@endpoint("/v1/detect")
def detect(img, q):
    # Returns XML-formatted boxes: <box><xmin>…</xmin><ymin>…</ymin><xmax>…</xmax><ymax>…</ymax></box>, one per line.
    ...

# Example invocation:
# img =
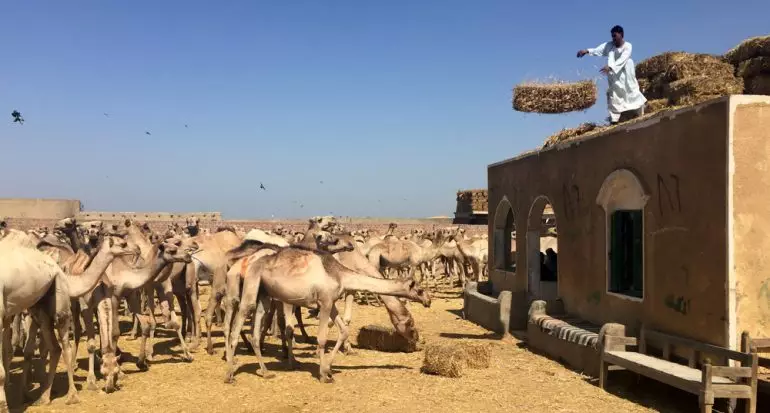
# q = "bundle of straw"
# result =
<box><xmin>635</xmin><ymin>52</ymin><xmax>686</xmax><ymax>78</ymax></box>
<box><xmin>421</xmin><ymin>340</ymin><xmax>493</xmax><ymax>378</ymax></box>
<box><xmin>725</xmin><ymin>35</ymin><xmax>770</xmax><ymax>65</ymax></box>
<box><xmin>356</xmin><ymin>325</ymin><xmax>420</xmax><ymax>353</ymax></box>
<box><xmin>512</xmin><ymin>80</ymin><xmax>597</xmax><ymax>114</ymax></box>
<box><xmin>645</xmin><ymin>99</ymin><xmax>669</xmax><ymax>113</ymax></box>
<box><xmin>746</xmin><ymin>76</ymin><xmax>770</xmax><ymax>95</ymax></box>
<box><xmin>736</xmin><ymin>56</ymin><xmax>770</xmax><ymax>78</ymax></box>
<box><xmin>542</xmin><ymin>123</ymin><xmax>605</xmax><ymax>148</ymax></box>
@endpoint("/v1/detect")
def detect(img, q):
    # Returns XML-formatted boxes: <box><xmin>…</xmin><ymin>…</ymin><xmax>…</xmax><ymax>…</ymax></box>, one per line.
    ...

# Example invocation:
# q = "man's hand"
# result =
<box><xmin>600</xmin><ymin>65</ymin><xmax>611</xmax><ymax>74</ymax></box>
<box><xmin>577</xmin><ymin>49</ymin><xmax>589</xmax><ymax>58</ymax></box>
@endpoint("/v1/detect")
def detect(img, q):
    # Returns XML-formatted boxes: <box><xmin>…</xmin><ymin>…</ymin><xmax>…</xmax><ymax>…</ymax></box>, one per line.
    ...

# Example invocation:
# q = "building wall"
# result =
<box><xmin>488</xmin><ymin>98</ymin><xmax>733</xmax><ymax>346</ymax></box>
<box><xmin>731</xmin><ymin>99</ymin><xmax>770</xmax><ymax>349</ymax></box>
<box><xmin>0</xmin><ymin>198</ymin><xmax>81</xmax><ymax>219</ymax></box>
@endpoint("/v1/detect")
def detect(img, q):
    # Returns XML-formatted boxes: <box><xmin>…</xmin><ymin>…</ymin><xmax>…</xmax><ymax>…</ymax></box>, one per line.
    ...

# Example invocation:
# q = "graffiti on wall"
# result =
<box><xmin>656</xmin><ymin>173</ymin><xmax>682</xmax><ymax>216</ymax></box>
<box><xmin>664</xmin><ymin>294</ymin><xmax>691</xmax><ymax>315</ymax></box>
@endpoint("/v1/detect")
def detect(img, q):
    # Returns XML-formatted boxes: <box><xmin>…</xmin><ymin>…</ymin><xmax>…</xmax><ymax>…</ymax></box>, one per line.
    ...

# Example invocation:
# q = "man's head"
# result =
<box><xmin>611</xmin><ymin>25</ymin><xmax>624</xmax><ymax>47</ymax></box>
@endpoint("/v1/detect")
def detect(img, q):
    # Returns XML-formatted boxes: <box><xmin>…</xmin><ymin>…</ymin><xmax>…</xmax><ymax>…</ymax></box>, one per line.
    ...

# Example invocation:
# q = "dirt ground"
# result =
<box><xmin>8</xmin><ymin>286</ymin><xmax>733</xmax><ymax>413</ymax></box>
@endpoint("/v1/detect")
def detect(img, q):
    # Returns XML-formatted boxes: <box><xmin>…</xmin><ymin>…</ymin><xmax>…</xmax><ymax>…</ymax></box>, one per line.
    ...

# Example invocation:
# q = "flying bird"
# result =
<box><xmin>145</xmin><ymin>131</ymin><xmax>151</xmax><ymax>136</ymax></box>
<box><xmin>103</xmin><ymin>113</ymin><xmax>110</xmax><ymax>117</ymax></box>
<box><xmin>184</xmin><ymin>124</ymin><xmax>188</xmax><ymax>128</ymax></box>
<box><xmin>320</xmin><ymin>180</ymin><xmax>324</xmax><ymax>184</ymax></box>
<box><xmin>11</xmin><ymin>110</ymin><xmax>24</xmax><ymax>124</ymax></box>
<box><xmin>259</xmin><ymin>183</ymin><xmax>266</xmax><ymax>191</ymax></box>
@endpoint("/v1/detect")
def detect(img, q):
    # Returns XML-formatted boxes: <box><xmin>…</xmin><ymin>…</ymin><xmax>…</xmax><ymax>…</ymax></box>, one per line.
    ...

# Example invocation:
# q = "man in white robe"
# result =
<box><xmin>577</xmin><ymin>25</ymin><xmax>646</xmax><ymax>124</ymax></box>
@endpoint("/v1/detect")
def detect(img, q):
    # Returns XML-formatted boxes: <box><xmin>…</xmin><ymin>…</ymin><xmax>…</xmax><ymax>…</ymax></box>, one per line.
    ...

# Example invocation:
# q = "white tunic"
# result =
<box><xmin>587</xmin><ymin>41</ymin><xmax>647</xmax><ymax>121</ymax></box>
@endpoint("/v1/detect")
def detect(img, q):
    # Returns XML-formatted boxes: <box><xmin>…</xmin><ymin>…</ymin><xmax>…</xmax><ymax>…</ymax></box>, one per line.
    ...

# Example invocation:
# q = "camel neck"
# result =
<box><xmin>64</xmin><ymin>244</ymin><xmax>114</xmax><ymax>297</ymax></box>
<box><xmin>339</xmin><ymin>267</ymin><xmax>409</xmax><ymax>297</ymax></box>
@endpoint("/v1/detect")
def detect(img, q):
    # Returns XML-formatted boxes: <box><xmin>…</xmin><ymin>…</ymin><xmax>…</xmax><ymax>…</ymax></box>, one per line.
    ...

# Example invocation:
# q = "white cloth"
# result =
<box><xmin>587</xmin><ymin>41</ymin><xmax>647</xmax><ymax>122</ymax></box>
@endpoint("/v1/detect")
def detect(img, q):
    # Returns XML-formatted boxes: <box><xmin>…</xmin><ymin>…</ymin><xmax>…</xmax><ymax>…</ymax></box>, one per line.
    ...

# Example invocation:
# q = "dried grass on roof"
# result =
<box><xmin>725</xmin><ymin>35</ymin><xmax>770</xmax><ymax>65</ymax></box>
<box><xmin>663</xmin><ymin>54</ymin><xmax>734</xmax><ymax>82</ymax></box>
<box><xmin>737</xmin><ymin>56</ymin><xmax>770</xmax><ymax>78</ymax></box>
<box><xmin>645</xmin><ymin>99</ymin><xmax>669</xmax><ymax>113</ymax></box>
<box><xmin>666</xmin><ymin>75</ymin><xmax>744</xmax><ymax>105</ymax></box>
<box><xmin>512</xmin><ymin>80</ymin><xmax>597</xmax><ymax>114</ymax></box>
<box><xmin>635</xmin><ymin>51</ymin><xmax>686</xmax><ymax>78</ymax></box>
<box><xmin>746</xmin><ymin>75</ymin><xmax>770</xmax><ymax>95</ymax></box>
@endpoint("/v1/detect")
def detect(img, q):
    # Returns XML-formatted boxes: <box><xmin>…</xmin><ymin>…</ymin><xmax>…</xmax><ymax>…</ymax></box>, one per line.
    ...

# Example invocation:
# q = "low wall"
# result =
<box><xmin>0</xmin><ymin>198</ymin><xmax>81</xmax><ymax>219</ymax></box>
<box><xmin>463</xmin><ymin>281</ymin><xmax>512</xmax><ymax>335</ymax></box>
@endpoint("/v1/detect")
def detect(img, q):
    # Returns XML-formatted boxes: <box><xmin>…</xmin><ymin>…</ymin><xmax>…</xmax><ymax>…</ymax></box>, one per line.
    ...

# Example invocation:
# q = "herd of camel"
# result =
<box><xmin>0</xmin><ymin>215</ymin><xmax>496</xmax><ymax>411</ymax></box>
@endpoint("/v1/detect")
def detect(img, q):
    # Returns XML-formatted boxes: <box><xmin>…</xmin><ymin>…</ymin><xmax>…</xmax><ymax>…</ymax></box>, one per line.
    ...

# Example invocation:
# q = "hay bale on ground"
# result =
<box><xmin>746</xmin><ymin>75</ymin><xmax>770</xmax><ymax>95</ymax></box>
<box><xmin>666</xmin><ymin>75</ymin><xmax>744</xmax><ymax>105</ymax></box>
<box><xmin>737</xmin><ymin>56</ymin><xmax>770</xmax><ymax>78</ymax></box>
<box><xmin>725</xmin><ymin>35</ymin><xmax>770</xmax><ymax>65</ymax></box>
<box><xmin>635</xmin><ymin>51</ymin><xmax>686</xmax><ymax>78</ymax></box>
<box><xmin>543</xmin><ymin>122</ymin><xmax>605</xmax><ymax>148</ymax></box>
<box><xmin>645</xmin><ymin>99</ymin><xmax>669</xmax><ymax>113</ymax></box>
<box><xmin>422</xmin><ymin>342</ymin><xmax>466</xmax><ymax>378</ymax></box>
<box><xmin>460</xmin><ymin>341</ymin><xmax>492</xmax><ymax>369</ymax></box>
<box><xmin>356</xmin><ymin>325</ymin><xmax>419</xmax><ymax>353</ymax></box>
<box><xmin>512</xmin><ymin>80</ymin><xmax>597</xmax><ymax>114</ymax></box>
<box><xmin>664</xmin><ymin>53</ymin><xmax>734</xmax><ymax>82</ymax></box>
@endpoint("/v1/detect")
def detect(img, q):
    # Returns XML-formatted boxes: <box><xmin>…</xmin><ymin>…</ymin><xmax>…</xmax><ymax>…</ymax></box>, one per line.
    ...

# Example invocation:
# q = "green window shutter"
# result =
<box><xmin>631</xmin><ymin>211</ymin><xmax>644</xmax><ymax>296</ymax></box>
<box><xmin>610</xmin><ymin>212</ymin><xmax>620</xmax><ymax>292</ymax></box>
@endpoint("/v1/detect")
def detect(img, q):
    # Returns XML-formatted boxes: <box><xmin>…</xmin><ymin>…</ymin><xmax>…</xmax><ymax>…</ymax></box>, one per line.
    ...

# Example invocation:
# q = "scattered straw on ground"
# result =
<box><xmin>512</xmin><ymin>80</ymin><xmax>597</xmax><ymax>114</ymax></box>
<box><xmin>15</xmin><ymin>285</ymin><xmax>699</xmax><ymax>413</ymax></box>
<box><xmin>635</xmin><ymin>51</ymin><xmax>686</xmax><ymax>78</ymax></box>
<box><xmin>746</xmin><ymin>75</ymin><xmax>770</xmax><ymax>95</ymax></box>
<box><xmin>737</xmin><ymin>56</ymin><xmax>770</xmax><ymax>78</ymax></box>
<box><xmin>725</xmin><ymin>35</ymin><xmax>770</xmax><ymax>65</ymax></box>
<box><xmin>666</xmin><ymin>75</ymin><xmax>744</xmax><ymax>105</ymax></box>
<box><xmin>543</xmin><ymin>122</ymin><xmax>605</xmax><ymax>148</ymax></box>
<box><xmin>356</xmin><ymin>324</ymin><xmax>420</xmax><ymax>353</ymax></box>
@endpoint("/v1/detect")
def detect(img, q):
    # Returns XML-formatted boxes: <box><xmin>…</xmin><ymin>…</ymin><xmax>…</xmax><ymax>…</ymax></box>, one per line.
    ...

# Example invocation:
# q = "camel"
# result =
<box><xmin>223</xmin><ymin>241</ymin><xmax>431</xmax><ymax>383</ymax></box>
<box><xmin>101</xmin><ymin>235</ymin><xmax>196</xmax><ymax>385</ymax></box>
<box><xmin>367</xmin><ymin>228</ymin><xmax>448</xmax><ymax>281</ymax></box>
<box><xmin>0</xmin><ymin>236</ymin><xmax>136</xmax><ymax>410</ymax></box>
<box><xmin>451</xmin><ymin>231</ymin><xmax>489</xmax><ymax>285</ymax></box>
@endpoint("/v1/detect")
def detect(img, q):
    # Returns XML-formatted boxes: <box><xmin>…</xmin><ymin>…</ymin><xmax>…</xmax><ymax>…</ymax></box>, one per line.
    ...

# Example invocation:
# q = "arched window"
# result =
<box><xmin>493</xmin><ymin>197</ymin><xmax>515</xmax><ymax>272</ymax></box>
<box><xmin>526</xmin><ymin>197</ymin><xmax>558</xmax><ymax>301</ymax></box>
<box><xmin>596</xmin><ymin>169</ymin><xmax>650</xmax><ymax>300</ymax></box>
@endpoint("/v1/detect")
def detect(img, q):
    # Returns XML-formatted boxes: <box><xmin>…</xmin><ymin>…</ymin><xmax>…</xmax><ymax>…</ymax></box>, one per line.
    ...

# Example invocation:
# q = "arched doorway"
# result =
<box><xmin>526</xmin><ymin>196</ymin><xmax>558</xmax><ymax>300</ymax></box>
<box><xmin>493</xmin><ymin>197</ymin><xmax>515</xmax><ymax>273</ymax></box>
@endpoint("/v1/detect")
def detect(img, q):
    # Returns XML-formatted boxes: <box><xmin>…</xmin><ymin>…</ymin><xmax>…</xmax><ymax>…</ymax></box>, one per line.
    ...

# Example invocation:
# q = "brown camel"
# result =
<box><xmin>367</xmin><ymin>228</ymin><xmax>448</xmax><ymax>281</ymax></box>
<box><xmin>223</xmin><ymin>241</ymin><xmax>431</xmax><ymax>384</ymax></box>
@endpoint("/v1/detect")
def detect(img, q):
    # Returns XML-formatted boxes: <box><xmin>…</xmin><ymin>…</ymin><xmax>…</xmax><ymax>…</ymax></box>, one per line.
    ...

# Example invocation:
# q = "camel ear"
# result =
<box><xmin>108</xmin><ymin>237</ymin><xmax>115</xmax><ymax>247</ymax></box>
<box><xmin>124</xmin><ymin>219</ymin><xmax>131</xmax><ymax>227</ymax></box>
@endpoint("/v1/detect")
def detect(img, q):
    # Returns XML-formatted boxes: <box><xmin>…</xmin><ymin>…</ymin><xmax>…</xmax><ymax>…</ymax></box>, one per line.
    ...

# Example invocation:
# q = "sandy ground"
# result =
<box><xmin>7</xmin><ymin>286</ymin><xmax>730</xmax><ymax>413</ymax></box>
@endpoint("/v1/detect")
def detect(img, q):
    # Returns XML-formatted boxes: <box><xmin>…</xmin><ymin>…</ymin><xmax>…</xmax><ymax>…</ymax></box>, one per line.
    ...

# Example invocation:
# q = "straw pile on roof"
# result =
<box><xmin>543</xmin><ymin>122</ymin><xmax>606</xmax><ymax>148</ymax></box>
<box><xmin>421</xmin><ymin>340</ymin><xmax>492</xmax><ymax>378</ymax></box>
<box><xmin>666</xmin><ymin>76</ymin><xmax>744</xmax><ymax>105</ymax></box>
<box><xmin>727</xmin><ymin>35</ymin><xmax>770</xmax><ymax>96</ymax></box>
<box><xmin>725</xmin><ymin>35</ymin><xmax>770</xmax><ymax>65</ymax></box>
<box><xmin>356</xmin><ymin>325</ymin><xmax>420</xmax><ymax>353</ymax></box>
<box><xmin>457</xmin><ymin>189</ymin><xmax>488</xmax><ymax>212</ymax></box>
<box><xmin>512</xmin><ymin>80</ymin><xmax>597</xmax><ymax>114</ymax></box>
<box><xmin>635</xmin><ymin>51</ymin><xmax>686</xmax><ymax>78</ymax></box>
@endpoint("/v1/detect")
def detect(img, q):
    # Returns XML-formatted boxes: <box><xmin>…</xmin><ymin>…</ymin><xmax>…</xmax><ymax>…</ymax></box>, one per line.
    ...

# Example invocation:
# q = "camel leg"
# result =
<box><xmin>315</xmin><ymin>302</ymin><xmax>336</xmax><ymax>383</ymax></box>
<box><xmin>81</xmin><ymin>306</ymin><xmax>99</xmax><ymax>390</ymax></box>
<box><xmin>259</xmin><ymin>300</ymin><xmax>276</xmax><ymax>353</ymax></box>
<box><xmin>161</xmin><ymin>280</ymin><xmax>192</xmax><ymax>362</ymax></box>
<box><xmin>0</xmin><ymin>307</ymin><xmax>8</xmax><ymax>413</ymax></box>
<box><xmin>340</xmin><ymin>294</ymin><xmax>355</xmax><ymax>355</ymax></box>
<box><xmin>224</xmin><ymin>273</ymin><xmax>261</xmax><ymax>383</ymax></box>
<box><xmin>54</xmin><ymin>306</ymin><xmax>79</xmax><ymax>405</ymax></box>
<box><xmin>185</xmin><ymin>262</ymin><xmax>202</xmax><ymax>350</ymax></box>
<box><xmin>11</xmin><ymin>314</ymin><xmax>22</xmax><ymax>356</ymax></box>
<box><xmin>32</xmin><ymin>308</ymin><xmax>60</xmax><ymax>406</ymax></box>
<box><xmin>20</xmin><ymin>317</ymin><xmax>39</xmax><ymax>395</ymax></box>
<box><xmin>282</xmin><ymin>303</ymin><xmax>297</xmax><ymax>369</ymax></box>
<box><xmin>295</xmin><ymin>306</ymin><xmax>314</xmax><ymax>344</ymax></box>
<box><xmin>71</xmin><ymin>300</ymin><xmax>82</xmax><ymax>372</ymax></box>
<box><xmin>222</xmin><ymin>270</ymin><xmax>240</xmax><ymax>359</ymax></box>
<box><xmin>142</xmin><ymin>289</ymin><xmax>157</xmax><ymax>363</ymax></box>
<box><xmin>96</xmin><ymin>292</ymin><xmax>119</xmax><ymax>393</ymax></box>
<box><xmin>205</xmin><ymin>267</ymin><xmax>226</xmax><ymax>355</ymax></box>
<box><xmin>249</xmin><ymin>294</ymin><xmax>272</xmax><ymax>378</ymax></box>
<box><xmin>126</xmin><ymin>293</ymin><xmax>151</xmax><ymax>370</ymax></box>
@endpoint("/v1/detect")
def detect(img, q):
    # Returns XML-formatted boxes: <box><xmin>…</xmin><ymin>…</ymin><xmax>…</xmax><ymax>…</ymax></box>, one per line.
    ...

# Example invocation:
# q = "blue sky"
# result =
<box><xmin>1</xmin><ymin>1</ymin><xmax>767</xmax><ymax>219</ymax></box>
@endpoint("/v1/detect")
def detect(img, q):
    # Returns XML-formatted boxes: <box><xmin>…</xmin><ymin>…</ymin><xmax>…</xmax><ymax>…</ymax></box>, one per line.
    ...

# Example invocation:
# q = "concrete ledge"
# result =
<box><xmin>526</xmin><ymin>300</ymin><xmax>602</xmax><ymax>376</ymax></box>
<box><xmin>463</xmin><ymin>281</ymin><xmax>511</xmax><ymax>335</ymax></box>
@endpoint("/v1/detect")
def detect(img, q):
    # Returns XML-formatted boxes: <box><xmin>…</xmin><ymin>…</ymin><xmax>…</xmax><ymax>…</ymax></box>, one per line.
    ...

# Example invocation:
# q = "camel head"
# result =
<box><xmin>158</xmin><ymin>238</ymin><xmax>194</xmax><ymax>264</ymax></box>
<box><xmin>403</xmin><ymin>279</ymin><xmax>431</xmax><ymax>308</ymax></box>
<box><xmin>106</xmin><ymin>223</ymin><xmax>129</xmax><ymax>239</ymax></box>
<box><xmin>185</xmin><ymin>218</ymin><xmax>200</xmax><ymax>236</ymax></box>
<box><xmin>309</xmin><ymin>216</ymin><xmax>337</xmax><ymax>231</ymax></box>
<box><xmin>79</xmin><ymin>220</ymin><xmax>104</xmax><ymax>246</ymax></box>
<box><xmin>293</xmin><ymin>231</ymin><xmax>305</xmax><ymax>243</ymax></box>
<box><xmin>105</xmin><ymin>236</ymin><xmax>141</xmax><ymax>257</ymax></box>
<box><xmin>54</xmin><ymin>217</ymin><xmax>77</xmax><ymax>233</ymax></box>
<box><xmin>273</xmin><ymin>225</ymin><xmax>285</xmax><ymax>236</ymax></box>
<box><xmin>313</xmin><ymin>231</ymin><xmax>354</xmax><ymax>254</ymax></box>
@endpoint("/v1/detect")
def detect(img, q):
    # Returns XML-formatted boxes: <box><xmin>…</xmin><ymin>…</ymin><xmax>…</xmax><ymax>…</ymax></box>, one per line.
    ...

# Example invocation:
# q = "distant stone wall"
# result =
<box><xmin>77</xmin><ymin>211</ymin><xmax>222</xmax><ymax>222</ymax></box>
<box><xmin>0</xmin><ymin>198</ymin><xmax>81</xmax><ymax>219</ymax></box>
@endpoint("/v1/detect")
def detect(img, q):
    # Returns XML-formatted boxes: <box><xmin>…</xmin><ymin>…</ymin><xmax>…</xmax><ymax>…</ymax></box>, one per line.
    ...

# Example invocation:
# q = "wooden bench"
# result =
<box><xmin>599</xmin><ymin>326</ymin><xmax>759</xmax><ymax>413</ymax></box>
<box><xmin>741</xmin><ymin>333</ymin><xmax>770</xmax><ymax>395</ymax></box>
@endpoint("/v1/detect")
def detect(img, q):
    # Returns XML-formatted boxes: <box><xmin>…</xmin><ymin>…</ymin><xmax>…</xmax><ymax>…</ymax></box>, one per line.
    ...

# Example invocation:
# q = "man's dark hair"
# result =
<box><xmin>611</xmin><ymin>25</ymin><xmax>624</xmax><ymax>36</ymax></box>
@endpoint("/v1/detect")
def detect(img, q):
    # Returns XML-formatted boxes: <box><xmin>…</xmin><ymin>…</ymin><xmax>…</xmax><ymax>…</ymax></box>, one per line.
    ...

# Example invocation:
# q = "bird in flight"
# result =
<box><xmin>320</xmin><ymin>180</ymin><xmax>324</xmax><ymax>184</ymax></box>
<box><xmin>103</xmin><ymin>113</ymin><xmax>110</xmax><ymax>118</ymax></box>
<box><xmin>259</xmin><ymin>182</ymin><xmax>266</xmax><ymax>191</ymax></box>
<box><xmin>11</xmin><ymin>110</ymin><xmax>24</xmax><ymax>124</ymax></box>
<box><xmin>145</xmin><ymin>131</ymin><xmax>152</xmax><ymax>136</ymax></box>
<box><xmin>184</xmin><ymin>124</ymin><xmax>188</xmax><ymax>128</ymax></box>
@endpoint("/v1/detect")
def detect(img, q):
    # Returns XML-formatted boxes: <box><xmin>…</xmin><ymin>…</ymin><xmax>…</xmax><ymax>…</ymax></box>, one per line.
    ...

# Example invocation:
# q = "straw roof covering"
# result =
<box><xmin>512</xmin><ymin>80</ymin><xmax>597</xmax><ymax>114</ymax></box>
<box><xmin>724</xmin><ymin>35</ymin><xmax>770</xmax><ymax>65</ymax></box>
<box><xmin>737</xmin><ymin>56</ymin><xmax>770</xmax><ymax>78</ymax></box>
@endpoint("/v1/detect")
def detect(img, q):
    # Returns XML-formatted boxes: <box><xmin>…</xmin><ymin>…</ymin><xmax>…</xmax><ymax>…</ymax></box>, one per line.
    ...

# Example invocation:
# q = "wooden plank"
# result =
<box><xmin>645</xmin><ymin>329</ymin><xmax>753</xmax><ymax>364</ymax></box>
<box><xmin>710</xmin><ymin>366</ymin><xmax>754</xmax><ymax>378</ymax></box>
<box><xmin>750</xmin><ymin>338</ymin><xmax>770</xmax><ymax>350</ymax></box>
<box><xmin>758</xmin><ymin>357</ymin><xmax>770</xmax><ymax>369</ymax></box>
<box><xmin>710</xmin><ymin>384</ymin><xmax>752</xmax><ymax>398</ymax></box>
<box><xmin>604</xmin><ymin>352</ymin><xmax>702</xmax><ymax>393</ymax></box>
